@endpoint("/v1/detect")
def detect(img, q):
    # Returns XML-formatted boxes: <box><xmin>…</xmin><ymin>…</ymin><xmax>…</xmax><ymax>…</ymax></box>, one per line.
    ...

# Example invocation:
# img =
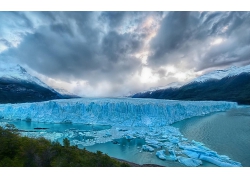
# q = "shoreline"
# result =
<box><xmin>112</xmin><ymin>157</ymin><xmax>164</xmax><ymax>167</ymax></box>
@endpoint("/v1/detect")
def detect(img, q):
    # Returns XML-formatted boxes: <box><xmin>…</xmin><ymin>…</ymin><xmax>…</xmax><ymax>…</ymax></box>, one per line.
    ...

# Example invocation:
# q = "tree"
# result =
<box><xmin>63</xmin><ymin>138</ymin><xmax>70</xmax><ymax>147</ymax></box>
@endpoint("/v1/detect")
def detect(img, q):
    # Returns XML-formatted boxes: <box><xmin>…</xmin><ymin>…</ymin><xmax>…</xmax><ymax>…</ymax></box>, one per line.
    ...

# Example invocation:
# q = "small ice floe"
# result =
<box><xmin>116</xmin><ymin>128</ymin><xmax>128</xmax><ymax>132</ymax></box>
<box><xmin>156</xmin><ymin>150</ymin><xmax>177</xmax><ymax>161</ymax></box>
<box><xmin>142</xmin><ymin>145</ymin><xmax>154</xmax><ymax>152</ymax></box>
<box><xmin>163</xmin><ymin>142</ymin><xmax>174</xmax><ymax>149</ymax></box>
<box><xmin>177</xmin><ymin>156</ymin><xmax>202</xmax><ymax>167</ymax></box>
<box><xmin>156</xmin><ymin>150</ymin><xmax>168</xmax><ymax>160</ymax></box>
<box><xmin>103</xmin><ymin>132</ymin><xmax>112</xmax><ymax>138</ymax></box>
<box><xmin>145</xmin><ymin>138</ymin><xmax>160</xmax><ymax>148</ymax></box>
<box><xmin>168</xmin><ymin>136</ymin><xmax>179</xmax><ymax>144</ymax></box>
<box><xmin>123</xmin><ymin>134</ymin><xmax>135</xmax><ymax>140</ymax></box>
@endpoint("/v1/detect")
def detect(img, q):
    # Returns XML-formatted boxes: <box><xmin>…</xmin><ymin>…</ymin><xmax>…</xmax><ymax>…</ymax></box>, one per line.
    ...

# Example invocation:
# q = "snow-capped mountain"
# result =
<box><xmin>0</xmin><ymin>63</ymin><xmax>65</xmax><ymax>103</ymax></box>
<box><xmin>132</xmin><ymin>64</ymin><xmax>250</xmax><ymax>104</ymax></box>
<box><xmin>0</xmin><ymin>63</ymin><xmax>52</xmax><ymax>90</ymax></box>
<box><xmin>192</xmin><ymin>65</ymin><xmax>250</xmax><ymax>83</ymax></box>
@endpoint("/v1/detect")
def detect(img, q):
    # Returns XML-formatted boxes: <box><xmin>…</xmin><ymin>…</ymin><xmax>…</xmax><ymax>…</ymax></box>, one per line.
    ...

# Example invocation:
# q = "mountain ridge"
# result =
<box><xmin>0</xmin><ymin>63</ymin><xmax>76</xmax><ymax>103</ymax></box>
<box><xmin>132</xmin><ymin>65</ymin><xmax>250</xmax><ymax>105</ymax></box>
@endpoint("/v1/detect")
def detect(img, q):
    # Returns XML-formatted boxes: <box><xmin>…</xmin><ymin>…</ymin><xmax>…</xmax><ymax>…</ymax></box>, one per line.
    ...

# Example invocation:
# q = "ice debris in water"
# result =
<box><xmin>178</xmin><ymin>141</ymin><xmax>242</xmax><ymax>167</ymax></box>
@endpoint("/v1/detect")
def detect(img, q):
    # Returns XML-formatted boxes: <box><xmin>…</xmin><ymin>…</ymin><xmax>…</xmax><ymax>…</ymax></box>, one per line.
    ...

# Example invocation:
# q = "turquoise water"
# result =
<box><xmin>172</xmin><ymin>107</ymin><xmax>250</xmax><ymax>167</ymax></box>
<box><xmin>84</xmin><ymin>137</ymin><xmax>217</xmax><ymax>167</ymax></box>
<box><xmin>6</xmin><ymin>120</ymin><xmax>111</xmax><ymax>132</ymax></box>
<box><xmin>85</xmin><ymin>138</ymin><xmax>185</xmax><ymax>167</ymax></box>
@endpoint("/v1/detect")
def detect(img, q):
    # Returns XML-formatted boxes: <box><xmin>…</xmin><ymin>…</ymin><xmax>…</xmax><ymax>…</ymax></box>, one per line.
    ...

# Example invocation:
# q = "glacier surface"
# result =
<box><xmin>0</xmin><ymin>98</ymin><xmax>237</xmax><ymax>126</ymax></box>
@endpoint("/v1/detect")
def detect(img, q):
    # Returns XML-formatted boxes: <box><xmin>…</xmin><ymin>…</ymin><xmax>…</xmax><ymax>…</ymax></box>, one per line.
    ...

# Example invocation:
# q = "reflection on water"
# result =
<box><xmin>172</xmin><ymin>107</ymin><xmax>250</xmax><ymax>167</ymax></box>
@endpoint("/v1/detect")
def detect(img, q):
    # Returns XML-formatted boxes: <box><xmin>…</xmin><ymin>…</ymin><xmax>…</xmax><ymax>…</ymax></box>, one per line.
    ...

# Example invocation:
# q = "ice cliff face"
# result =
<box><xmin>0</xmin><ymin>98</ymin><xmax>237</xmax><ymax>126</ymax></box>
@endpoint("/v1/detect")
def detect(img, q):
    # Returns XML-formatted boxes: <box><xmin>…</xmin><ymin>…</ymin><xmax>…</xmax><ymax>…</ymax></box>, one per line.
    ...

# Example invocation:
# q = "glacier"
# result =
<box><xmin>0</xmin><ymin>98</ymin><xmax>237</xmax><ymax>126</ymax></box>
<box><xmin>0</xmin><ymin>98</ymin><xmax>242</xmax><ymax>167</ymax></box>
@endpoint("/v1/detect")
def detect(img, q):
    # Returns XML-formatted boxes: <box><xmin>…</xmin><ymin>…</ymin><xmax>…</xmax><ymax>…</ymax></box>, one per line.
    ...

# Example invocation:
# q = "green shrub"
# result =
<box><xmin>0</xmin><ymin>125</ymin><xmax>130</xmax><ymax>167</ymax></box>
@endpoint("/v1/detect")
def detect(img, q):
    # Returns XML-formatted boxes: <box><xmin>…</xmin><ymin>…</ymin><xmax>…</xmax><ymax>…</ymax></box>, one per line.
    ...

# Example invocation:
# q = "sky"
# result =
<box><xmin>1</xmin><ymin>11</ymin><xmax>250</xmax><ymax>97</ymax></box>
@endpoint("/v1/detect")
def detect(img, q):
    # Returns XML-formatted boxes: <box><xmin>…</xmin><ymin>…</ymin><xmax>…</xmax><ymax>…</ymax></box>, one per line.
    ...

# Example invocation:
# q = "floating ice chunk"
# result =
<box><xmin>169</xmin><ymin>149</ymin><xmax>176</xmax><ymax>157</ymax></box>
<box><xmin>123</xmin><ymin>134</ymin><xmax>135</xmax><ymax>140</ymax></box>
<box><xmin>168</xmin><ymin>136</ymin><xmax>179</xmax><ymax>144</ymax></box>
<box><xmin>142</xmin><ymin>145</ymin><xmax>154</xmax><ymax>152</ymax></box>
<box><xmin>182</xmin><ymin>150</ymin><xmax>200</xmax><ymax>159</ymax></box>
<box><xmin>156</xmin><ymin>150</ymin><xmax>168</xmax><ymax>160</ymax></box>
<box><xmin>177</xmin><ymin>156</ymin><xmax>202</xmax><ymax>167</ymax></box>
<box><xmin>103</xmin><ymin>132</ymin><xmax>112</xmax><ymax>138</ymax></box>
<box><xmin>191</xmin><ymin>140</ymin><xmax>205</xmax><ymax>147</ymax></box>
<box><xmin>199</xmin><ymin>154</ymin><xmax>242</xmax><ymax>167</ymax></box>
<box><xmin>116</xmin><ymin>128</ymin><xmax>128</xmax><ymax>132</ymax></box>
<box><xmin>163</xmin><ymin>142</ymin><xmax>174</xmax><ymax>149</ymax></box>
<box><xmin>146</xmin><ymin>138</ymin><xmax>161</xmax><ymax>148</ymax></box>
<box><xmin>162</xmin><ymin>135</ymin><xmax>169</xmax><ymax>139</ymax></box>
<box><xmin>181</xmin><ymin>147</ymin><xmax>242</xmax><ymax>167</ymax></box>
<box><xmin>156</xmin><ymin>150</ymin><xmax>177</xmax><ymax>161</ymax></box>
<box><xmin>145</xmin><ymin>138</ymin><xmax>159</xmax><ymax>145</ymax></box>
<box><xmin>148</xmin><ymin>144</ymin><xmax>161</xmax><ymax>149</ymax></box>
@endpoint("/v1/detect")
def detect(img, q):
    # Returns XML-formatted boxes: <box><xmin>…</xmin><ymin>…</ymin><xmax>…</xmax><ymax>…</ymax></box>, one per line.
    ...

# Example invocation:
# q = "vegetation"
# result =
<box><xmin>0</xmin><ymin>125</ymin><xmax>129</xmax><ymax>167</ymax></box>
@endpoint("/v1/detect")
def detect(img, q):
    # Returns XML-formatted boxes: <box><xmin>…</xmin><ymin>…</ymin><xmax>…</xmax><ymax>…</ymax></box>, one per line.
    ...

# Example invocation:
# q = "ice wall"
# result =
<box><xmin>0</xmin><ymin>98</ymin><xmax>237</xmax><ymax>126</ymax></box>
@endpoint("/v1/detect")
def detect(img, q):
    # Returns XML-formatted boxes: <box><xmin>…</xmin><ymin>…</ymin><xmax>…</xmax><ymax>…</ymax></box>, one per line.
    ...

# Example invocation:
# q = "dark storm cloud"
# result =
<box><xmin>148</xmin><ymin>11</ymin><xmax>250</xmax><ymax>71</ymax></box>
<box><xmin>3</xmin><ymin>11</ymin><xmax>146</xmax><ymax>86</ymax></box>
<box><xmin>102</xmin><ymin>31</ymin><xmax>142</xmax><ymax>62</ymax></box>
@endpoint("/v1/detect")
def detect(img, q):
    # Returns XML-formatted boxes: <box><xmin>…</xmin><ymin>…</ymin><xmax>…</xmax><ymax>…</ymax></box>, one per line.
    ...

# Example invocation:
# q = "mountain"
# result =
<box><xmin>132</xmin><ymin>65</ymin><xmax>250</xmax><ymax>105</ymax></box>
<box><xmin>54</xmin><ymin>88</ymin><xmax>81</xmax><ymax>99</ymax></box>
<box><xmin>0</xmin><ymin>63</ymin><xmax>64</xmax><ymax>104</ymax></box>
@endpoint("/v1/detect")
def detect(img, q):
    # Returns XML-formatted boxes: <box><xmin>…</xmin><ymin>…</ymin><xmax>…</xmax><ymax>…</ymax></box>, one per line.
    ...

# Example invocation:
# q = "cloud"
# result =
<box><xmin>1</xmin><ymin>12</ymin><xmax>157</xmax><ymax>96</ymax></box>
<box><xmin>148</xmin><ymin>11</ymin><xmax>250</xmax><ymax>72</ymax></box>
<box><xmin>1</xmin><ymin>11</ymin><xmax>250</xmax><ymax>96</ymax></box>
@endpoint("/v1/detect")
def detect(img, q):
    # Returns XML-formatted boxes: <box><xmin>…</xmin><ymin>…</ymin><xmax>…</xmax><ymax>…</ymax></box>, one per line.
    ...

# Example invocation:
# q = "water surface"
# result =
<box><xmin>173</xmin><ymin>107</ymin><xmax>250</xmax><ymax>167</ymax></box>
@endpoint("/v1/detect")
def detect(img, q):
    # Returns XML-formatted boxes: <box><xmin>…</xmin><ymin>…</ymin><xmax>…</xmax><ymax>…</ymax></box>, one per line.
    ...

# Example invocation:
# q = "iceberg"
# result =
<box><xmin>177</xmin><ymin>156</ymin><xmax>202</xmax><ymax>167</ymax></box>
<box><xmin>156</xmin><ymin>150</ymin><xmax>177</xmax><ymax>161</ymax></box>
<box><xmin>0</xmin><ymin>98</ymin><xmax>237</xmax><ymax>126</ymax></box>
<box><xmin>179</xmin><ymin>142</ymin><xmax>242</xmax><ymax>167</ymax></box>
<box><xmin>156</xmin><ymin>150</ymin><xmax>168</xmax><ymax>160</ymax></box>
<box><xmin>142</xmin><ymin>145</ymin><xmax>154</xmax><ymax>152</ymax></box>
